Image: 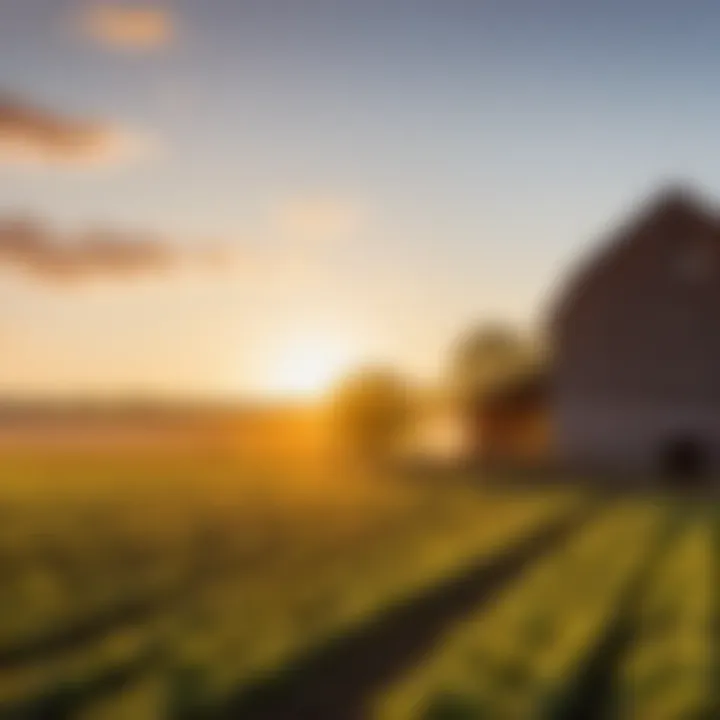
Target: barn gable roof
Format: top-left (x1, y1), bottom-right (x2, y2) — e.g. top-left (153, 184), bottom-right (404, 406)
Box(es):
top-left (548, 185), bottom-right (719, 340)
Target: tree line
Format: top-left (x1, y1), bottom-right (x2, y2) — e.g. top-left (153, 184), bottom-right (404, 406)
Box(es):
top-left (329, 322), bottom-right (544, 463)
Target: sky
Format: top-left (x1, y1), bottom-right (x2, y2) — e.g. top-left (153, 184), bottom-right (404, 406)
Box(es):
top-left (2, 0), bottom-right (720, 398)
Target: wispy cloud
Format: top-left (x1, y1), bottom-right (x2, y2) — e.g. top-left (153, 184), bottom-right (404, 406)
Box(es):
top-left (275, 197), bottom-right (366, 244)
top-left (80, 4), bottom-right (175, 51)
top-left (0, 93), bottom-right (142, 167)
top-left (0, 217), bottom-right (231, 284)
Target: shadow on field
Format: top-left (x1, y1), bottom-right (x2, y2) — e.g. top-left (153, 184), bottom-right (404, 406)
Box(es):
top-left (466, 462), bottom-right (720, 500)
top-left (0, 646), bottom-right (161, 720)
top-left (208, 505), bottom-right (595, 720)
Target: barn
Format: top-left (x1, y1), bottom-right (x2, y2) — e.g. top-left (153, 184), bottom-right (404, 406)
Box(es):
top-left (550, 187), bottom-right (720, 479)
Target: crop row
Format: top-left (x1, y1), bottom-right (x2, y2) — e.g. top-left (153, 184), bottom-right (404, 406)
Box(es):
top-left (377, 501), bottom-right (668, 720)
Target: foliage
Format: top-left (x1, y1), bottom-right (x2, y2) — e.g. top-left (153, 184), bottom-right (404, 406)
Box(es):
top-left (448, 322), bottom-right (540, 400)
top-left (614, 520), bottom-right (714, 720)
top-left (0, 449), bottom-right (717, 719)
top-left (0, 451), bottom-right (573, 718)
top-left (329, 366), bottom-right (414, 462)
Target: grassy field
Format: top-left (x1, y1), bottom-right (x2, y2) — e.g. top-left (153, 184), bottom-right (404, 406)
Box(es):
top-left (0, 448), bottom-right (713, 719)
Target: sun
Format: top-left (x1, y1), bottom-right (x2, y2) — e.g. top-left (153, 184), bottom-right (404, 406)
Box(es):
top-left (267, 334), bottom-right (355, 398)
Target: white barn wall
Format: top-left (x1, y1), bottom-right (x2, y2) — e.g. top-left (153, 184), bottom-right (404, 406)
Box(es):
top-left (555, 394), bottom-right (720, 474)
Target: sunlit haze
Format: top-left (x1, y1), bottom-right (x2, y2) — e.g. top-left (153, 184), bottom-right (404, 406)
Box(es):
top-left (256, 331), bottom-right (358, 399)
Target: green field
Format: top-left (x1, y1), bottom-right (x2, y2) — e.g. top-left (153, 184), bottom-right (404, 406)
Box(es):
top-left (0, 450), bottom-right (713, 719)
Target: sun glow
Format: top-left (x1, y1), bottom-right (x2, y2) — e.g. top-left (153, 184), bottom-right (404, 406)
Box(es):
top-left (266, 334), bottom-right (356, 398)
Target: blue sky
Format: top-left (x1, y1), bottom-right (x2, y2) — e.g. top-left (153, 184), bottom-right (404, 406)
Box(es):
top-left (1, 0), bottom-right (720, 397)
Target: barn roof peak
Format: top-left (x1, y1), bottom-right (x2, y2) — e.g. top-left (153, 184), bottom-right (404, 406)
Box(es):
top-left (640, 183), bottom-right (715, 226)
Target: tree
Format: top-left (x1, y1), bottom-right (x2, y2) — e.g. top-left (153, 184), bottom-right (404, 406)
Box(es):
top-left (329, 366), bottom-right (413, 463)
top-left (448, 322), bottom-right (532, 400)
